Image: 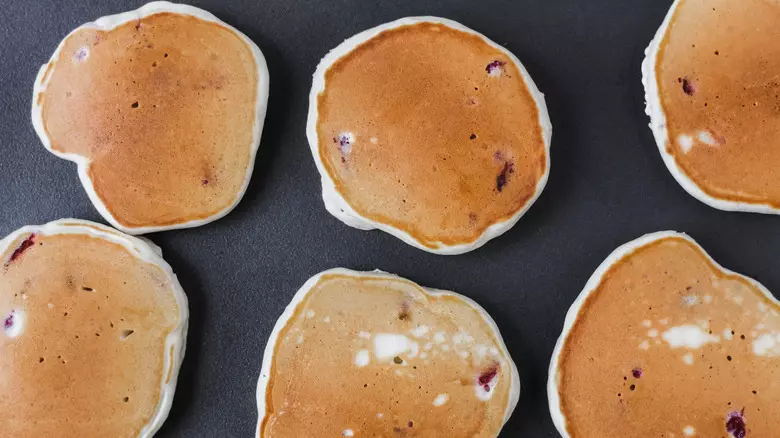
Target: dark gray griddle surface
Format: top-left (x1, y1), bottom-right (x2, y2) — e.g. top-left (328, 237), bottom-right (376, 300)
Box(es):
top-left (1, 1), bottom-right (778, 436)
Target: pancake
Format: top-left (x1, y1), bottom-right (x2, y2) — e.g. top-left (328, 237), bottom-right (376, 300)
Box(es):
top-left (31, 2), bottom-right (270, 234)
top-left (643, 0), bottom-right (780, 214)
top-left (548, 231), bottom-right (780, 437)
top-left (0, 219), bottom-right (188, 436)
top-left (307, 17), bottom-right (551, 254)
top-left (256, 269), bottom-right (519, 437)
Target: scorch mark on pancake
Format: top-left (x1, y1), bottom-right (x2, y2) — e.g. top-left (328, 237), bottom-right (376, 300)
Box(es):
top-left (6, 234), bottom-right (36, 266)
top-left (398, 301), bottom-right (411, 321)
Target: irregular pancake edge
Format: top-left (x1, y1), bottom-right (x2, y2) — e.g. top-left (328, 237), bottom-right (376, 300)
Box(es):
top-left (254, 267), bottom-right (521, 437)
top-left (30, 1), bottom-right (271, 234)
top-left (0, 218), bottom-right (189, 438)
top-left (306, 16), bottom-right (553, 255)
top-left (641, 0), bottom-right (780, 215)
top-left (546, 230), bottom-right (779, 437)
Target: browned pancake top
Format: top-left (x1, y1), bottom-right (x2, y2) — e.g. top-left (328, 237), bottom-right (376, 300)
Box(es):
top-left (657, 0), bottom-right (780, 207)
top-left (557, 237), bottom-right (780, 437)
top-left (38, 12), bottom-right (259, 228)
top-left (317, 22), bottom-right (546, 249)
top-left (260, 273), bottom-right (514, 437)
top-left (0, 232), bottom-right (181, 437)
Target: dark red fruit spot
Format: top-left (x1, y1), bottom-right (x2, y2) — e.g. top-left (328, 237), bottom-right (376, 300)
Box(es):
top-left (726, 409), bottom-right (746, 438)
top-left (682, 78), bottom-right (696, 96)
top-left (202, 179), bottom-right (209, 185)
top-left (632, 368), bottom-right (643, 378)
top-left (496, 162), bottom-right (514, 192)
top-left (334, 135), bottom-right (351, 148)
top-left (478, 363), bottom-right (499, 391)
top-left (486, 60), bottom-right (505, 75)
top-left (134, 20), bottom-right (143, 31)
top-left (3, 314), bottom-right (13, 330)
top-left (7, 234), bottom-right (36, 266)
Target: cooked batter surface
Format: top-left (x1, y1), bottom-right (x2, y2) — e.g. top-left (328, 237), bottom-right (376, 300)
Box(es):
top-left (317, 22), bottom-right (547, 248)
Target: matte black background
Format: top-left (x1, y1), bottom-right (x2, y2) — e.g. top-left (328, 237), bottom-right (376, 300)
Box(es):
top-left (2, 0), bottom-right (778, 436)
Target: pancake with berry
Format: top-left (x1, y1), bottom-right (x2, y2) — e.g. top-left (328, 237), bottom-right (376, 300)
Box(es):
top-left (257, 269), bottom-right (519, 437)
top-left (308, 17), bottom-right (551, 254)
top-left (32, 2), bottom-right (269, 234)
top-left (643, 0), bottom-right (780, 214)
top-left (0, 219), bottom-right (188, 437)
top-left (549, 232), bottom-right (780, 437)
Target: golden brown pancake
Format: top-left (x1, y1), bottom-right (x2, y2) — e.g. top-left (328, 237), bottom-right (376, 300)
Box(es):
top-left (256, 269), bottom-right (519, 437)
top-left (644, 0), bottom-right (780, 213)
top-left (549, 232), bottom-right (780, 438)
top-left (308, 17), bottom-right (551, 254)
top-left (32, 2), bottom-right (269, 233)
top-left (0, 219), bottom-right (188, 437)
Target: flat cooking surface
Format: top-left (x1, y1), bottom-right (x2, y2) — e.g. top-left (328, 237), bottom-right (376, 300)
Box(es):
top-left (1, 1), bottom-right (778, 436)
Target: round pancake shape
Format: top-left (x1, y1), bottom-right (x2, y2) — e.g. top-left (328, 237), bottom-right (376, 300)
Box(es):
top-left (256, 268), bottom-right (520, 437)
top-left (643, 0), bottom-right (780, 214)
top-left (32, 2), bottom-right (270, 234)
top-left (308, 17), bottom-right (552, 254)
top-left (0, 219), bottom-right (188, 436)
top-left (548, 231), bottom-right (780, 437)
